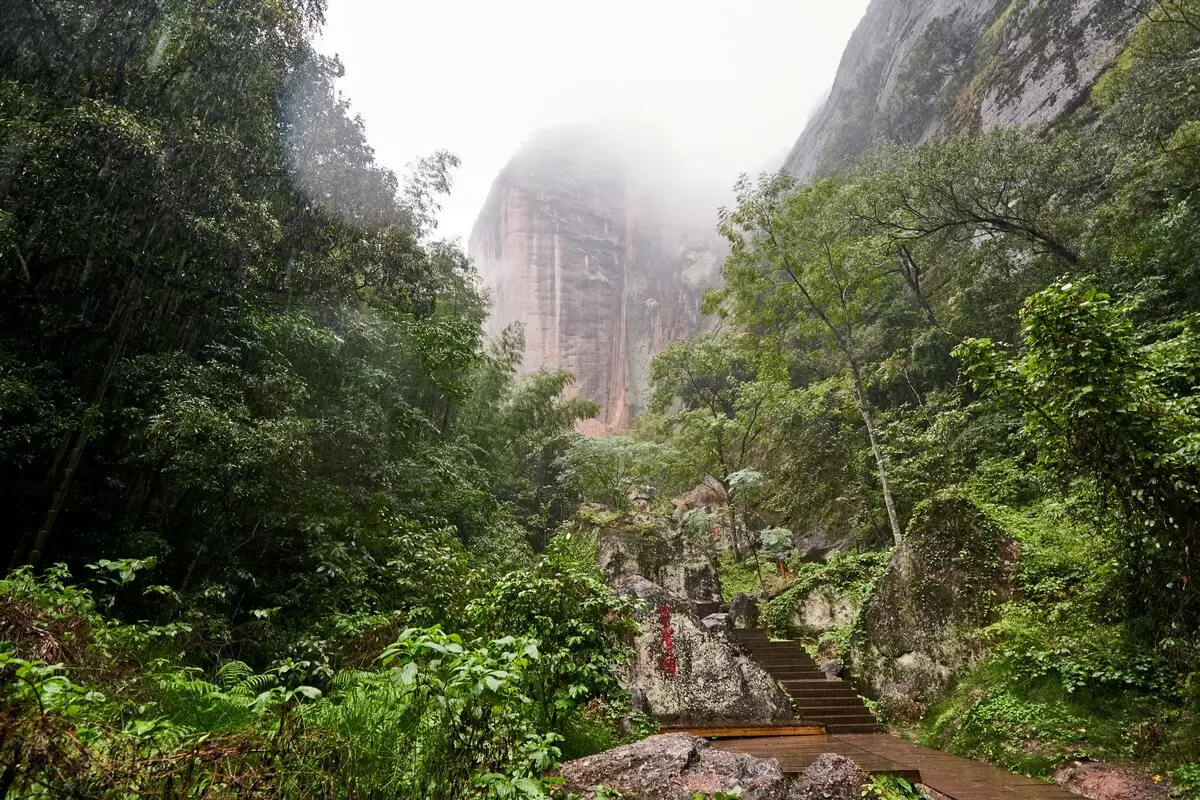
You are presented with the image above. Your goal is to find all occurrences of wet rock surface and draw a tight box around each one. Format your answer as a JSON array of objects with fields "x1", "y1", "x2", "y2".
[
  {"x1": 468, "y1": 128, "x2": 725, "y2": 430},
  {"x1": 1053, "y1": 761, "x2": 1172, "y2": 800},
  {"x1": 594, "y1": 510, "x2": 723, "y2": 604},
  {"x1": 786, "y1": 754, "x2": 869, "y2": 800},
  {"x1": 616, "y1": 576, "x2": 794, "y2": 723},
  {"x1": 784, "y1": 0, "x2": 1144, "y2": 181},
  {"x1": 850, "y1": 492, "x2": 1018, "y2": 722},
  {"x1": 728, "y1": 593, "x2": 759, "y2": 629},
  {"x1": 556, "y1": 733, "x2": 790, "y2": 800}
]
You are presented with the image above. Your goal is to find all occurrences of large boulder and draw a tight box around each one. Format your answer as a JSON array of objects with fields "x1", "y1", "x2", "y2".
[
  {"x1": 849, "y1": 492, "x2": 1018, "y2": 722},
  {"x1": 786, "y1": 754, "x2": 869, "y2": 800},
  {"x1": 728, "y1": 593, "x2": 759, "y2": 629},
  {"x1": 616, "y1": 576, "x2": 794, "y2": 723},
  {"x1": 593, "y1": 510, "x2": 723, "y2": 604},
  {"x1": 556, "y1": 733, "x2": 789, "y2": 800},
  {"x1": 789, "y1": 586, "x2": 857, "y2": 638}
]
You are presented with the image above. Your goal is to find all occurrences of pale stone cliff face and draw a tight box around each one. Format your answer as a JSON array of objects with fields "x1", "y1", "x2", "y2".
[
  {"x1": 469, "y1": 129, "x2": 723, "y2": 429},
  {"x1": 785, "y1": 0, "x2": 1148, "y2": 180}
]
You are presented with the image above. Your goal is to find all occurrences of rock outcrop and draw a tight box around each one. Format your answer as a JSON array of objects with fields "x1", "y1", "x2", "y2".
[
  {"x1": 469, "y1": 128, "x2": 725, "y2": 430},
  {"x1": 1053, "y1": 761, "x2": 1173, "y2": 800},
  {"x1": 728, "y1": 593, "x2": 759, "y2": 630},
  {"x1": 784, "y1": 0, "x2": 1147, "y2": 181},
  {"x1": 555, "y1": 733, "x2": 789, "y2": 800},
  {"x1": 616, "y1": 576, "x2": 794, "y2": 724},
  {"x1": 557, "y1": 735, "x2": 875, "y2": 800},
  {"x1": 593, "y1": 511, "x2": 722, "y2": 605},
  {"x1": 786, "y1": 754, "x2": 869, "y2": 800},
  {"x1": 849, "y1": 492, "x2": 1018, "y2": 722}
]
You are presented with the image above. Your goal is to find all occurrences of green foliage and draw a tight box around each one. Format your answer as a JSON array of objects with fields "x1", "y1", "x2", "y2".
[
  {"x1": 957, "y1": 281, "x2": 1200, "y2": 641},
  {"x1": 466, "y1": 548, "x2": 640, "y2": 731},
  {"x1": 760, "y1": 551, "x2": 891, "y2": 644},
  {"x1": 921, "y1": 500, "x2": 1182, "y2": 777},
  {"x1": 1174, "y1": 763, "x2": 1200, "y2": 799},
  {"x1": 0, "y1": 561, "x2": 638, "y2": 798},
  {"x1": 758, "y1": 528, "x2": 795, "y2": 563},
  {"x1": 861, "y1": 775, "x2": 922, "y2": 799},
  {"x1": 557, "y1": 436, "x2": 692, "y2": 512}
]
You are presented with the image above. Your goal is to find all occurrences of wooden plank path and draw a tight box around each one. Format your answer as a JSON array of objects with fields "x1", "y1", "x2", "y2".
[
  {"x1": 676, "y1": 625, "x2": 1079, "y2": 799},
  {"x1": 710, "y1": 734, "x2": 1079, "y2": 799}
]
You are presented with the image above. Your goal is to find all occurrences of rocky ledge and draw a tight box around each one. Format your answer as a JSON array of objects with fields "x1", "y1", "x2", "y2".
[{"x1": 556, "y1": 734, "x2": 868, "y2": 800}]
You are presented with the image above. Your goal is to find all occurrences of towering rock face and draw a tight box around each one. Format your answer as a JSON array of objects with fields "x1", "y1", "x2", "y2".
[
  {"x1": 469, "y1": 128, "x2": 723, "y2": 429},
  {"x1": 785, "y1": 0, "x2": 1147, "y2": 180}
]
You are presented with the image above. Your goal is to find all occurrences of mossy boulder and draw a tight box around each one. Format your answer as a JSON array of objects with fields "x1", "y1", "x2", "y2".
[
  {"x1": 849, "y1": 492, "x2": 1018, "y2": 722},
  {"x1": 759, "y1": 552, "x2": 891, "y2": 646},
  {"x1": 588, "y1": 506, "x2": 723, "y2": 604}
]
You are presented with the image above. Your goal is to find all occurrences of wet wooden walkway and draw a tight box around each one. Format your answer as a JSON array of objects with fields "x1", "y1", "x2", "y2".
[
  {"x1": 709, "y1": 733, "x2": 1079, "y2": 799},
  {"x1": 675, "y1": 624, "x2": 1078, "y2": 799}
]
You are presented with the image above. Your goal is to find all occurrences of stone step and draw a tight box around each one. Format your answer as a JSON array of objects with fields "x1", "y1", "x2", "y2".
[
  {"x1": 753, "y1": 656, "x2": 821, "y2": 666},
  {"x1": 799, "y1": 708, "x2": 880, "y2": 722},
  {"x1": 780, "y1": 678, "x2": 862, "y2": 688},
  {"x1": 823, "y1": 722, "x2": 885, "y2": 734},
  {"x1": 785, "y1": 685, "x2": 865, "y2": 698},
  {"x1": 766, "y1": 671, "x2": 829, "y2": 679},
  {"x1": 767, "y1": 673, "x2": 830, "y2": 682},
  {"x1": 787, "y1": 695, "x2": 863, "y2": 707}
]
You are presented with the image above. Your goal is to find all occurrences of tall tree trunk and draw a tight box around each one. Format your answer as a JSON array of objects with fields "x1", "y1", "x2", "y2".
[{"x1": 851, "y1": 365, "x2": 903, "y2": 547}]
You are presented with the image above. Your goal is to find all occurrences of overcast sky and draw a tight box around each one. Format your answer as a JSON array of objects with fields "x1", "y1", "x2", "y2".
[{"x1": 316, "y1": 1, "x2": 870, "y2": 243}]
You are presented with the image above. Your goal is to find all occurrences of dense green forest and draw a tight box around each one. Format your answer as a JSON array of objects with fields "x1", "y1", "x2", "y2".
[{"x1": 3, "y1": 0, "x2": 1200, "y2": 797}]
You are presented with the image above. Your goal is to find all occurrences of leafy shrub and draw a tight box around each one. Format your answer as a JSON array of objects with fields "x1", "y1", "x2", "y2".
[{"x1": 760, "y1": 551, "x2": 891, "y2": 643}]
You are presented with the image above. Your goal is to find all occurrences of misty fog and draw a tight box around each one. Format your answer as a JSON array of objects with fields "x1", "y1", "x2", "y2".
[{"x1": 317, "y1": 0, "x2": 871, "y2": 241}]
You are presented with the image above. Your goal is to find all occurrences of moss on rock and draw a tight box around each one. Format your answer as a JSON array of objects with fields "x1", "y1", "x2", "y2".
[{"x1": 849, "y1": 490, "x2": 1019, "y2": 723}]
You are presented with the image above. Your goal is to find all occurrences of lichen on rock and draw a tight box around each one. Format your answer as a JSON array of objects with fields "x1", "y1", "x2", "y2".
[
  {"x1": 849, "y1": 491, "x2": 1018, "y2": 722},
  {"x1": 615, "y1": 576, "x2": 795, "y2": 724}
]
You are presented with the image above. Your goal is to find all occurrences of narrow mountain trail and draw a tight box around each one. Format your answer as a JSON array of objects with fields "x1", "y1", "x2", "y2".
[{"x1": 666, "y1": 625, "x2": 1079, "y2": 800}]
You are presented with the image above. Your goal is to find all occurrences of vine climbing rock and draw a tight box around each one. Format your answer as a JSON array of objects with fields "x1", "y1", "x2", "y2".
[
  {"x1": 849, "y1": 492, "x2": 1018, "y2": 722},
  {"x1": 615, "y1": 576, "x2": 794, "y2": 723},
  {"x1": 555, "y1": 733, "x2": 789, "y2": 800}
]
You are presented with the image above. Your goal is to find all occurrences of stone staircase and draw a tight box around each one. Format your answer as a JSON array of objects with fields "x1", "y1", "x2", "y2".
[{"x1": 732, "y1": 628, "x2": 882, "y2": 734}]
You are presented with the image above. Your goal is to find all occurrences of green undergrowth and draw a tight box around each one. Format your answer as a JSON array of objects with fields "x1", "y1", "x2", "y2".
[
  {"x1": 760, "y1": 551, "x2": 892, "y2": 648},
  {"x1": 0, "y1": 549, "x2": 640, "y2": 799},
  {"x1": 716, "y1": 554, "x2": 768, "y2": 601},
  {"x1": 920, "y1": 496, "x2": 1199, "y2": 781},
  {"x1": 861, "y1": 775, "x2": 923, "y2": 799}
]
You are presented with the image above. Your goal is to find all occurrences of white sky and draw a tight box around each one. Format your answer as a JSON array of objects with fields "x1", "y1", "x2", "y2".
[{"x1": 316, "y1": 0, "x2": 870, "y2": 243}]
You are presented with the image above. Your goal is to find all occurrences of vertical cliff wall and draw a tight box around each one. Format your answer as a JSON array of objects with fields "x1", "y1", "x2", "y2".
[
  {"x1": 469, "y1": 129, "x2": 723, "y2": 429},
  {"x1": 785, "y1": 0, "x2": 1148, "y2": 180}
]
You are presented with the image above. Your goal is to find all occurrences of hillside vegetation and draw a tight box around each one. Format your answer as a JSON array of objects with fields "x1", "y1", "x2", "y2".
[{"x1": 4, "y1": 0, "x2": 1200, "y2": 798}]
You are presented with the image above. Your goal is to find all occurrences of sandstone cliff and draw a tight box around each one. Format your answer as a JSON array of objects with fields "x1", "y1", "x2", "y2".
[
  {"x1": 784, "y1": 0, "x2": 1148, "y2": 180},
  {"x1": 469, "y1": 128, "x2": 724, "y2": 429}
]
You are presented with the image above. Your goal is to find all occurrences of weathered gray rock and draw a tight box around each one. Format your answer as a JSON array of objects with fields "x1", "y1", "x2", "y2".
[
  {"x1": 556, "y1": 733, "x2": 789, "y2": 800},
  {"x1": 616, "y1": 576, "x2": 795, "y2": 724},
  {"x1": 820, "y1": 660, "x2": 845, "y2": 680},
  {"x1": 850, "y1": 492, "x2": 1018, "y2": 722},
  {"x1": 786, "y1": 754, "x2": 870, "y2": 800},
  {"x1": 791, "y1": 586, "x2": 857, "y2": 638},
  {"x1": 728, "y1": 593, "x2": 759, "y2": 629},
  {"x1": 784, "y1": 0, "x2": 1145, "y2": 181},
  {"x1": 595, "y1": 512, "x2": 723, "y2": 604},
  {"x1": 701, "y1": 613, "x2": 730, "y2": 635},
  {"x1": 1053, "y1": 761, "x2": 1172, "y2": 800}
]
